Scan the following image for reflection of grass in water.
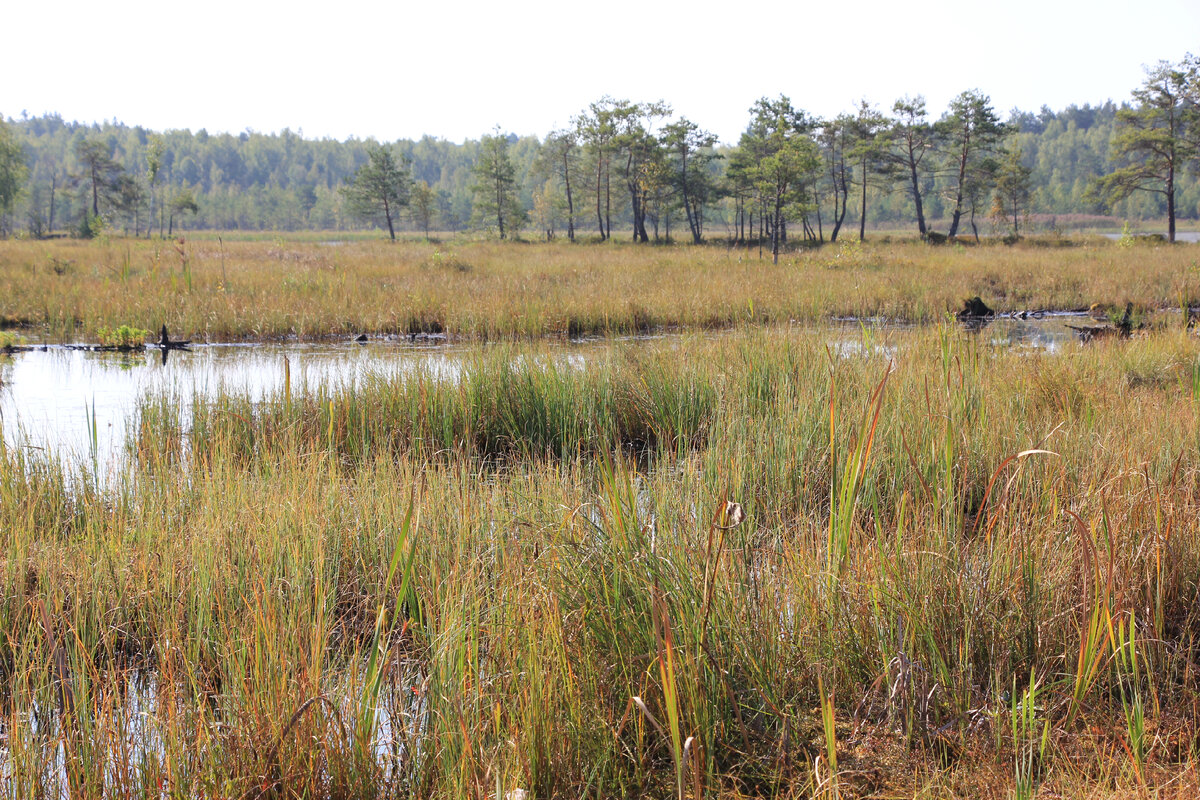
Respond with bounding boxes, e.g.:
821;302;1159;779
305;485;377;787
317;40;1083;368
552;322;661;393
89;350;146;371
1;236;1198;342
2;326;1200;795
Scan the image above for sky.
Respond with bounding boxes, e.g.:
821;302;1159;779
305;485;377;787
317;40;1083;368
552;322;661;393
4;0;1198;145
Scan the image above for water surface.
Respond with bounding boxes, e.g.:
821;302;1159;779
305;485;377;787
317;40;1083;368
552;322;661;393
1;340;465;471
0;317;1092;469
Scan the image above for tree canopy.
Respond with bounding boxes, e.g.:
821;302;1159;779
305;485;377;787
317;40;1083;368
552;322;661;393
0;118;27;235
4;56;1200;244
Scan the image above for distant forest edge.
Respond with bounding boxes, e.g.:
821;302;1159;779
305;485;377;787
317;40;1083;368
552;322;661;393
1;56;1198;247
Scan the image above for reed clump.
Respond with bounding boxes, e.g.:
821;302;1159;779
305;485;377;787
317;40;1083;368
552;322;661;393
1;325;1199;796
164;346;718;468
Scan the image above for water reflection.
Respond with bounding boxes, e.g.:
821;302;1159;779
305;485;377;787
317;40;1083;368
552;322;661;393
0;341;466;472
962;313;1091;351
0;318;1092;471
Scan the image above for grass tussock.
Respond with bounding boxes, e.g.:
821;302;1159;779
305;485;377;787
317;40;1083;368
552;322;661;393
1;236;1199;341
2;326;1200;796
152;346;718;467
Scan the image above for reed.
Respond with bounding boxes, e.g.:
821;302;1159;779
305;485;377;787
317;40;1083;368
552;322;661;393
0;324;1198;795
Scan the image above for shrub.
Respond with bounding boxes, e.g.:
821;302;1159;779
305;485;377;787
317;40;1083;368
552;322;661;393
96;324;151;348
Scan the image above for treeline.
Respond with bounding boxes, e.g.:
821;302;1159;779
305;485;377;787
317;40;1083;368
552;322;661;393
1;57;1198;243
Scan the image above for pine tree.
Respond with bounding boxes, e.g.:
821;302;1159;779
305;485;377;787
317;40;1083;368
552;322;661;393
74;138;125;220
940;90;1007;238
847;100;895;241
661;118;719;244
409;180;437;239
471;129;525;240
887;96;937;237
992;142;1033;236
740;97;821;264
341;145;412;240
1088;58;1198;243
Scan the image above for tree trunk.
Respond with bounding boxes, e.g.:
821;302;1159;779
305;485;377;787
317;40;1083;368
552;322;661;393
758;203;765;260
947;136;970;239
563;150;575;241
859;154;868;241
90;164;100;217
948;202;963;238
595;154;604;239
684;194;700;244
625;151;644;243
161;168;170;238
830;189;846;242
629;188;639;243
771;195;783;265
680;164;699;244
908;149;927;236
680;154;702;245
1167;169;1176;244
495;180;505;240
383;197;396;240
830;161;849;242
48;176;56;234
639;192;649;243
604;162;611;240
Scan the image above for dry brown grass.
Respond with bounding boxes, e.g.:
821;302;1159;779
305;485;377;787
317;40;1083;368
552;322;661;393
0;235;1196;341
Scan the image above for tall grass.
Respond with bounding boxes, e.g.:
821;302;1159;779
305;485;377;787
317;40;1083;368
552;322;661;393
1;236;1198;342
157;345;718;468
1;325;1199;795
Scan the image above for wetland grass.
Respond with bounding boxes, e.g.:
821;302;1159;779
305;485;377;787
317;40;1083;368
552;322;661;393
1;326;1200;795
0;235;1197;342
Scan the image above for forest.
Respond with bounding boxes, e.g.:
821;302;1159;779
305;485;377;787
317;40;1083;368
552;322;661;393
1;58;1198;246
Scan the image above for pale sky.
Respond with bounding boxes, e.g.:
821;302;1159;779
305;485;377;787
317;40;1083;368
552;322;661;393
3;0;1197;145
